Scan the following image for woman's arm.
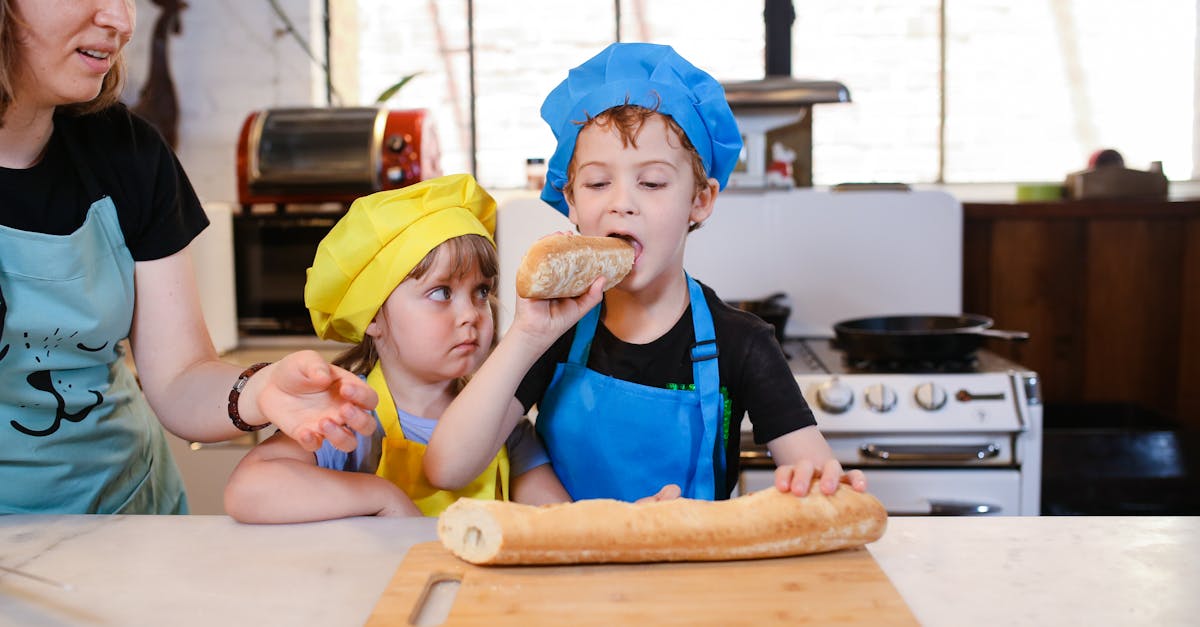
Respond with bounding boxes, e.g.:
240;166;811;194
128;247;377;450
224;432;420;523
766;426;867;496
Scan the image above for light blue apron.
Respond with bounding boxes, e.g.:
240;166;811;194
536;276;726;501
0;129;187;514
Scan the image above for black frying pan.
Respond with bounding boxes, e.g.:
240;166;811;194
833;314;1028;363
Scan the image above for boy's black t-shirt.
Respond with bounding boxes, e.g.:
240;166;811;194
0;104;208;261
516;280;817;499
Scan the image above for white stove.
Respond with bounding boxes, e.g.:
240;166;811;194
739;338;1043;515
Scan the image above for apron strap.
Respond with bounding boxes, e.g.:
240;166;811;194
367;364;408;441
567;304;602;366
686;275;726;494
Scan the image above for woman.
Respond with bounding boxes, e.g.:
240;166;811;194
0;0;377;514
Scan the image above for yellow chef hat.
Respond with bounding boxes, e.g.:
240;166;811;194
305;173;497;343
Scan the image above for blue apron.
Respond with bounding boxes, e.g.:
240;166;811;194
0;129;187;514
536;276;726;501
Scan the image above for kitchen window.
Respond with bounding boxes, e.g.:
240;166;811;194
349;0;1197;187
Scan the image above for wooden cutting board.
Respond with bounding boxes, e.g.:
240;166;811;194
367;542;917;626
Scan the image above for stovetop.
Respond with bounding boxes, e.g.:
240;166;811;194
785;338;1032;377
767;338;1039;434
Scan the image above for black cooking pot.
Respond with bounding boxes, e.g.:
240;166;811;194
727;292;791;345
833;314;1028;363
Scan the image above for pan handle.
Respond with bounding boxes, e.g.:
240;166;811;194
976;328;1029;341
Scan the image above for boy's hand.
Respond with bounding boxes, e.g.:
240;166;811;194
635;484;682;503
774;460;868;497
511;276;606;346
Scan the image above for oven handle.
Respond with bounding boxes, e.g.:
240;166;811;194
887;500;1003;516
859;443;1001;462
928;500;1001;516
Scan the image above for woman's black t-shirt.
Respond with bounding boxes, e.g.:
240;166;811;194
0;104;208;259
516;281;817;498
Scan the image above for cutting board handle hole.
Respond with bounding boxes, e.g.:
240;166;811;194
409;572;463;626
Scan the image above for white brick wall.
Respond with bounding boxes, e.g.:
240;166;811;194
123;0;326;204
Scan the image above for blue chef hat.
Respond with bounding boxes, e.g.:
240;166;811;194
539;43;743;216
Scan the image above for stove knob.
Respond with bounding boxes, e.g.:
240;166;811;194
914;382;948;411
816;379;854;414
863;384;898;413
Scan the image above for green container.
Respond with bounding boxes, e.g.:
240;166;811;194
1016;183;1065;202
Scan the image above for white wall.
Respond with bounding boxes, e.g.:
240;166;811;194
122;0;328;204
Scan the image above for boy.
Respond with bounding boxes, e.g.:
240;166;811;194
426;43;866;501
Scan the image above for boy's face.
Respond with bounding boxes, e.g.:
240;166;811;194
365;250;495;385
566;115;717;294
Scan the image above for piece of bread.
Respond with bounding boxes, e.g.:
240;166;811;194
515;234;635;299
437;485;887;565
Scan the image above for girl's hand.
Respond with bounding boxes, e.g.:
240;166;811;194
773;460;868;497
249;350;379;453
375;486;422;517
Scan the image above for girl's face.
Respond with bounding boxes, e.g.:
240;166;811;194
10;0;134;109
566;115;716;296
366;248;495;386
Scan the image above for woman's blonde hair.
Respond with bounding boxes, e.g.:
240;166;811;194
332;234;500;385
0;0;127;124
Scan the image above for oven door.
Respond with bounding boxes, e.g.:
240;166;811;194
738;467;1020;516
233;214;339;334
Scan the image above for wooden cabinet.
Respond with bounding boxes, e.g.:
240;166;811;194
963;199;1200;429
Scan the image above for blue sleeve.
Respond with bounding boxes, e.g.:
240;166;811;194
314;412;384;474
505;419;551;477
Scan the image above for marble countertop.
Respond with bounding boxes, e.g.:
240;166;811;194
1;515;1196;626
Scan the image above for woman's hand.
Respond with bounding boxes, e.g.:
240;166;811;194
247;350;379;452
774;460;868;497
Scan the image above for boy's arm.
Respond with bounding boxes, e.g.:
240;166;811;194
425;278;606;490
424;334;544;489
224;432;420;523
510;464;572;505
766;426;868;497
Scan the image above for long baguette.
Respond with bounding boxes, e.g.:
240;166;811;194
515;234;635;299
437;485;887;566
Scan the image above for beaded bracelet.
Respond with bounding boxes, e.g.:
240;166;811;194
228;362;271;432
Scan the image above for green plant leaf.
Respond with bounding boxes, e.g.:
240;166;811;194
375;73;421;104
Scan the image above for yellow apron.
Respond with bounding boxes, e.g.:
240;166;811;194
367;366;509;516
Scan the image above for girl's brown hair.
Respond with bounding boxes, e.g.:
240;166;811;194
332;234;500;383
0;0;127;124
563;104;709;231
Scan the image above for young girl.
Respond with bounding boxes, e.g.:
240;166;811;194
224;174;570;522
426;43;868;502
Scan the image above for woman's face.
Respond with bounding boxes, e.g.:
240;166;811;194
11;0;135;109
